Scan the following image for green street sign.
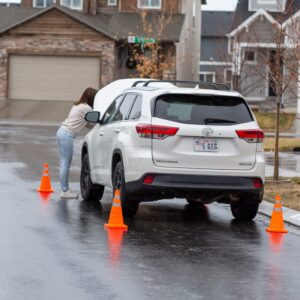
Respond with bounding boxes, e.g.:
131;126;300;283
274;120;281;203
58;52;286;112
128;36;157;44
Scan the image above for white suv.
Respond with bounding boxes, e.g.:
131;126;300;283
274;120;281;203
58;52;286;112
81;79;265;220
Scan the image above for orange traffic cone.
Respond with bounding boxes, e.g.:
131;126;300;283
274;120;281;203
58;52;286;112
105;189;128;230
37;163;54;193
266;194;288;233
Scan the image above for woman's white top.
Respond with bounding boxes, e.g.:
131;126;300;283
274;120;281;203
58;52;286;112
61;103;93;136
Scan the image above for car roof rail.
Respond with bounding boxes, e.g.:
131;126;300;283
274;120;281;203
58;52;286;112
138;80;230;91
131;80;148;87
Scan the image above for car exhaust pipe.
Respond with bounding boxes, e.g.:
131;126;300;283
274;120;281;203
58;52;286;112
228;193;241;202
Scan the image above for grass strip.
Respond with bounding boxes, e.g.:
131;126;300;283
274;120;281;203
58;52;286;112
264;177;300;211
253;112;295;131
263;137;300;152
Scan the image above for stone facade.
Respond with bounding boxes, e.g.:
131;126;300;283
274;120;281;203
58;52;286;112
0;36;115;99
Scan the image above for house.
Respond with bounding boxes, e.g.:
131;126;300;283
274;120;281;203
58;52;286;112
227;0;300;112
283;9;300;116
200;11;234;86
0;0;205;102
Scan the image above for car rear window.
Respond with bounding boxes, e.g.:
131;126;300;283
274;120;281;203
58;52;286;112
154;94;253;125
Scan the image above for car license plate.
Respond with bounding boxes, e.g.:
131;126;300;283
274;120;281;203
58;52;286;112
194;139;218;152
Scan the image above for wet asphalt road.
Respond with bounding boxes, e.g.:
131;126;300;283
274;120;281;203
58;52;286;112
1;125;300;300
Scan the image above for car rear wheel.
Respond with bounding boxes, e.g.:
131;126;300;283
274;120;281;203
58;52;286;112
230;200;259;221
113;161;139;218
81;153;104;202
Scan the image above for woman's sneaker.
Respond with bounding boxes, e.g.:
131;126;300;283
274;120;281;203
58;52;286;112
60;190;78;199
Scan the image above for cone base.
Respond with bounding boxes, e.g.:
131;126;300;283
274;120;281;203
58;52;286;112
105;224;128;230
37;188;54;193
266;227;288;233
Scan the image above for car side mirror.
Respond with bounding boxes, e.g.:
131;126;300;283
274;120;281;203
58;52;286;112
85;111;101;123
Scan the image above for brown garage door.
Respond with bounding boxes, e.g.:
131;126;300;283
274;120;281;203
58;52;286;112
9;55;101;101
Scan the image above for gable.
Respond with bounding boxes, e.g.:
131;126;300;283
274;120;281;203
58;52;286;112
6;9;111;40
228;9;279;37
283;10;300;27
237;16;279;43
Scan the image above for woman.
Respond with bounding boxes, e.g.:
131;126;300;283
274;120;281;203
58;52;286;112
57;87;97;199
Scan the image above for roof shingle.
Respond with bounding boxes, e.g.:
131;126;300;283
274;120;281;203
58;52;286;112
202;11;234;36
0;5;184;42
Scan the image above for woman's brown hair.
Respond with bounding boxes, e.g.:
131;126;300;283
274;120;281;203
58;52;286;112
74;87;97;108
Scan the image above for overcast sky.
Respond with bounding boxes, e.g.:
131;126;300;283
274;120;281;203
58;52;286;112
203;0;238;11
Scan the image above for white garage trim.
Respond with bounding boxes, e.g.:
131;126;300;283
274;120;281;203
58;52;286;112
8;54;101;101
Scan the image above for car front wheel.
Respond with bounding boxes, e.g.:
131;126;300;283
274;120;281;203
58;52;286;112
113;161;139;218
80;153;104;202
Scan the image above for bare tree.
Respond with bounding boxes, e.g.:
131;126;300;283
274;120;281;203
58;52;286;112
229;3;299;180
127;2;177;79
255;6;299;180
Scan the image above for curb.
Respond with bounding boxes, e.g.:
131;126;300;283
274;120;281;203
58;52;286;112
265;133;300;138
259;200;300;228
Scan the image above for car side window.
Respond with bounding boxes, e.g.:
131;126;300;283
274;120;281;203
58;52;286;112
128;95;142;120
102;95;124;125
113;94;137;122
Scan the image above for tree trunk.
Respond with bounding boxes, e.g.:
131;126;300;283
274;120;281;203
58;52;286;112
273;97;281;180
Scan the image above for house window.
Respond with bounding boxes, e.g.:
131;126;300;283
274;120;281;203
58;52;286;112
138;0;161;9
257;0;277;4
199;72;216;83
60;0;83;10
244;50;257;63
249;0;284;12
33;0;54;7
224;69;232;82
228;37;234;54
0;1;20;6
107;0;117;5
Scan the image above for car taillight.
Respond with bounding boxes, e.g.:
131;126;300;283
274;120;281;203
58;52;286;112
136;124;179;140
252;178;263;188
143;175;155;184
236;130;264;143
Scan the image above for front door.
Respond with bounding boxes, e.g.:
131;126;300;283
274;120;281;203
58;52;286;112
95;93;137;186
92;95;125;183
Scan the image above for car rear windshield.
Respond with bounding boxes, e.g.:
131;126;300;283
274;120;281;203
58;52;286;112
154;94;253;125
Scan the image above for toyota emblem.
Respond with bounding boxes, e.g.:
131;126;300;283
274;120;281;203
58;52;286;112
202;128;214;137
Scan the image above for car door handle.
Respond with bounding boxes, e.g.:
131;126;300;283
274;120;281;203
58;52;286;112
99;132;104;136
115;128;121;133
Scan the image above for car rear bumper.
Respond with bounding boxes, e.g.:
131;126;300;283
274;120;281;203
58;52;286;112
123;146;265;184
126;174;264;201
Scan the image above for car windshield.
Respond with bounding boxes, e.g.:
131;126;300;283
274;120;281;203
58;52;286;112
154;94;253;125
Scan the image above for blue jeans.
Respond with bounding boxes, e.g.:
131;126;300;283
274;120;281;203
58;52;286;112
57;126;75;192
